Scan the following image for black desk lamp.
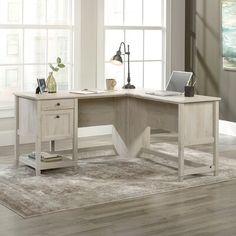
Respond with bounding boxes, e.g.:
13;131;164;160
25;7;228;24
111;42;135;89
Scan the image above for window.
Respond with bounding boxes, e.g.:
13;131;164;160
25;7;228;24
0;0;74;108
104;0;166;89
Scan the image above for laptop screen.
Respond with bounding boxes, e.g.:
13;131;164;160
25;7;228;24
166;71;193;92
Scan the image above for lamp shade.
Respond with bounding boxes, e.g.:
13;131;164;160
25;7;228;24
111;51;123;65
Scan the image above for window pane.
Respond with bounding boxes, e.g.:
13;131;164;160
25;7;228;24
23;0;46;24
24;30;47;63
0;29;22;64
144;30;162;60
104;0;166;91
48;64;70;90
0;0;22;24
24;65;46;92
125;30;143;60
105;0;123;26
0;0;74;108
0;66;21;89
105;62;124;89
47;0;72;25
144;61;162;89
0;66;22;106
124;0;142;26
130;62;143;88
105;30;124;61
48;30;71;63
143;0;162;26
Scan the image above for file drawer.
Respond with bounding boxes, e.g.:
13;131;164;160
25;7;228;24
41;109;73;141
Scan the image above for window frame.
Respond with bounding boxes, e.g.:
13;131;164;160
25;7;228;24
99;0;170;90
0;0;78;115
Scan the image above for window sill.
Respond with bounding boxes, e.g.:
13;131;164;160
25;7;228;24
0;106;14;118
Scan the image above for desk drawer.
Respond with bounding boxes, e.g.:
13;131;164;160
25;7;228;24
42;99;74;111
41;109;73;141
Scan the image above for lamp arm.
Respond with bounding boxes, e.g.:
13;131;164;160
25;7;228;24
118;42;130;55
118;42;126;53
118;42;132;86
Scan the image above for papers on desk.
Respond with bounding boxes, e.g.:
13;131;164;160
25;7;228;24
70;90;106;95
145;91;182;97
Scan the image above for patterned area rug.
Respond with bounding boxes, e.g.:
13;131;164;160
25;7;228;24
0;142;236;218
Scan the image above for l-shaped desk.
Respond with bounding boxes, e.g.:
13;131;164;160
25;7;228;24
14;90;220;181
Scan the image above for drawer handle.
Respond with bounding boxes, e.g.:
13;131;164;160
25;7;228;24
55;115;60;119
56;103;61;106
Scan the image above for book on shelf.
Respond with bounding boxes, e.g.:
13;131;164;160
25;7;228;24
28;152;63;162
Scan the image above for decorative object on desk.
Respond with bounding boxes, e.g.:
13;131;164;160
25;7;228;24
46;72;57;93
111;42;135;89
184;76;196;97
35;86;40;94
47;57;65;93
36;78;47;94
106;78;117;90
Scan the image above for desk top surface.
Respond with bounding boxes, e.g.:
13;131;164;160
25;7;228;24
14;89;221;105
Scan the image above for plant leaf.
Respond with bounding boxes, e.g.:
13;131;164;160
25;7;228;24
58;63;65;68
49;64;56;71
57;57;62;64
54;67;59;72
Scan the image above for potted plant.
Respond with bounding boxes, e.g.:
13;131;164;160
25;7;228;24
47;57;65;93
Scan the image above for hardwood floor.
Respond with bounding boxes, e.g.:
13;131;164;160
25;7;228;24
1;134;236;236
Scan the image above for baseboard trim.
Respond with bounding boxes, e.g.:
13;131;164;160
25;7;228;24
0;107;14;118
219;120;236;137
0;125;113;147
1;121;235;146
0;131;14;147
78;125;112;138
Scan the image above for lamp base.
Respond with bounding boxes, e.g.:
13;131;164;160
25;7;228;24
123;83;135;89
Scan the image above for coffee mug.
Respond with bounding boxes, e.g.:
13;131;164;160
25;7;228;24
106;79;117;90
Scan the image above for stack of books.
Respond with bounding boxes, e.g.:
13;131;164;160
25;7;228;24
28;152;63;162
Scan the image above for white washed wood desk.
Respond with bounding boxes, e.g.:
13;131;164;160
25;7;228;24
14;90;220;181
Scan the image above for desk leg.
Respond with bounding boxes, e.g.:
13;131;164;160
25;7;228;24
213;101;219;176
14;96;20;167
50;140;55;152
35;101;41;176
112;126;150;158
113;97;150;158
35;139;41;176
73;99;78;166
178;104;185;182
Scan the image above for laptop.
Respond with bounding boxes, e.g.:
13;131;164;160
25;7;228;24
146;71;193;96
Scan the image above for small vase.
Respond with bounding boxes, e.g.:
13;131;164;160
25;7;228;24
46;72;57;93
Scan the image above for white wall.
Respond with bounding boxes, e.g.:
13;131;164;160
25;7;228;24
80;0;98;89
0;0;187;146
170;0;186;72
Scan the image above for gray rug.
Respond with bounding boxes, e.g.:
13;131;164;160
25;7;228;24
1;142;236;218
